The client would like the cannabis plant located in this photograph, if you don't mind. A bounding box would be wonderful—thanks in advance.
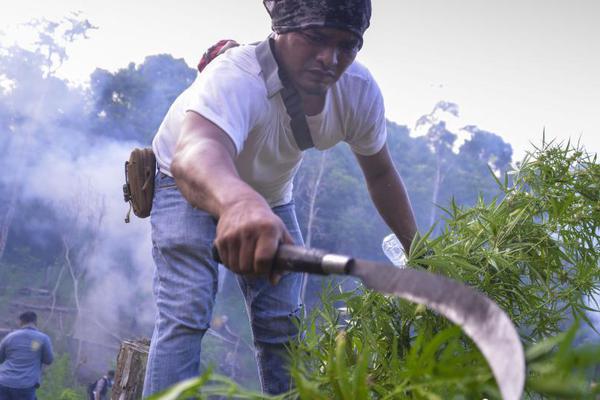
[153,140,600,399]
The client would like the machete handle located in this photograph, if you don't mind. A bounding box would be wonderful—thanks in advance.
[211,244,352,275]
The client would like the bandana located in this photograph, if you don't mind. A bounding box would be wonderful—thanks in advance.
[263,0,371,46]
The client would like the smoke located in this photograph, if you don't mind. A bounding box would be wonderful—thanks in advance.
[0,19,160,376]
[22,135,156,325]
[0,17,250,381]
[5,105,156,330]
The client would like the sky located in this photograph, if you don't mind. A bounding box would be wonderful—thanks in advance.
[1,0,599,161]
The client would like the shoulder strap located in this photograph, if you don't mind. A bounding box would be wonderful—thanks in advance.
[279,78,315,150]
[256,38,314,151]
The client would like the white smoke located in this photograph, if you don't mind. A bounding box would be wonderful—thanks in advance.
[18,129,156,338]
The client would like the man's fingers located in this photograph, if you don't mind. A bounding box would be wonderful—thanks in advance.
[216,211,294,278]
[238,234,256,274]
[215,237,238,272]
[254,234,279,275]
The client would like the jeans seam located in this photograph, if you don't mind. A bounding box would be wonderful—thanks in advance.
[150,244,168,394]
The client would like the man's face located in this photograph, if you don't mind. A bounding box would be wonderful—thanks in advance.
[276,27,361,96]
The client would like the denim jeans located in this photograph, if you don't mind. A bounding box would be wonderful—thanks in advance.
[0,384,36,400]
[143,173,304,397]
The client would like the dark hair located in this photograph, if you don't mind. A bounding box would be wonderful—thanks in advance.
[108,370,115,378]
[19,311,37,324]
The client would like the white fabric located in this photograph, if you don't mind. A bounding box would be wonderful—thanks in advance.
[152,44,387,207]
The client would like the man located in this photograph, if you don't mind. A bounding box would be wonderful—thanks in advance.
[89,370,114,400]
[143,0,417,396]
[0,312,54,400]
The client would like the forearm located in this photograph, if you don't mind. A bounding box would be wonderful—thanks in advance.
[42,340,53,365]
[367,169,417,253]
[171,111,292,278]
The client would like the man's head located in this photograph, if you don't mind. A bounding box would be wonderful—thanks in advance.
[264,0,371,47]
[265,0,371,96]
[18,311,37,326]
[107,370,115,379]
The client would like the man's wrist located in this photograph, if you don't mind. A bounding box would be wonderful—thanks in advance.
[218,190,269,217]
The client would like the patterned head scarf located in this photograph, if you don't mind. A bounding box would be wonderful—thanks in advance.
[263,0,371,47]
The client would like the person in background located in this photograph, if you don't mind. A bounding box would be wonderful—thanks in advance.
[0,311,54,400]
[89,370,114,400]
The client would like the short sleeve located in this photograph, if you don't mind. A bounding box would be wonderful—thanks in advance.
[183,58,266,154]
[344,69,387,156]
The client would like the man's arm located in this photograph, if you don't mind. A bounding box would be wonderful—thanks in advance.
[354,143,417,254]
[41,336,54,365]
[171,111,293,280]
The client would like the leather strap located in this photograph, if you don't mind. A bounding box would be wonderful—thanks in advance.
[256,38,314,150]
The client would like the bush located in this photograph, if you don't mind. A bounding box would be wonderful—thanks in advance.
[37,353,87,400]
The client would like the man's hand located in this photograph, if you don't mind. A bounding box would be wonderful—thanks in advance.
[214,197,294,283]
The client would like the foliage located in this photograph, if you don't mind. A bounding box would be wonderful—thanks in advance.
[37,353,87,400]
[89,54,196,144]
[2,16,597,399]
[153,140,600,399]
[414,139,600,340]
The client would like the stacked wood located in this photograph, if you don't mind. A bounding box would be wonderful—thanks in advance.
[112,338,150,400]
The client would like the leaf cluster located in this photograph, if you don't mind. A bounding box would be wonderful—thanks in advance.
[412,139,600,340]
[154,140,600,399]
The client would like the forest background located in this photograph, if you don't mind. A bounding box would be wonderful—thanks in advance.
[0,18,597,398]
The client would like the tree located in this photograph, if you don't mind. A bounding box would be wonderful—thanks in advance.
[89,54,196,144]
[0,17,93,261]
[459,125,512,174]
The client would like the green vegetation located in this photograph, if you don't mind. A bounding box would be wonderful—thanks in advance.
[151,141,600,399]
[2,17,598,398]
[37,353,87,400]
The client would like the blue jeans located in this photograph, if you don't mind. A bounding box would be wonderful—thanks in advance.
[0,385,36,400]
[143,173,304,397]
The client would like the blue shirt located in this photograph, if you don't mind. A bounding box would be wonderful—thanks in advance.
[0,326,54,389]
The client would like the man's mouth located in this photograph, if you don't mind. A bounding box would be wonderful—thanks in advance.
[306,69,335,83]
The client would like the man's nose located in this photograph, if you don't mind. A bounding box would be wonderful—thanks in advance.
[315,45,338,68]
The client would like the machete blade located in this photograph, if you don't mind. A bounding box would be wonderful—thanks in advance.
[349,259,525,400]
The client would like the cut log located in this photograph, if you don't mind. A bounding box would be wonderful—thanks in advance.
[112,338,150,400]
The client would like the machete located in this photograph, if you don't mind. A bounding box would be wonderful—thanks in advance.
[213,244,525,400]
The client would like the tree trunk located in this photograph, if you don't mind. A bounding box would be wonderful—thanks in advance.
[305,150,328,247]
[429,152,442,228]
[301,151,328,314]
[0,185,18,261]
[112,338,150,400]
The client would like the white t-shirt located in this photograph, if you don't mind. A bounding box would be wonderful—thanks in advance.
[152,42,387,207]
